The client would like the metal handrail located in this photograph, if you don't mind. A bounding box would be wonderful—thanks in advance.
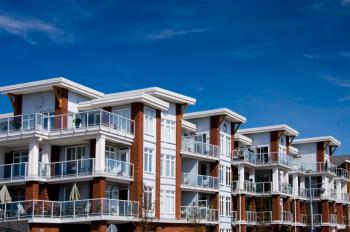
[181,137,220,158]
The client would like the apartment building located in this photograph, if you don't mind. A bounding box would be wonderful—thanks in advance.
[0,77,347,232]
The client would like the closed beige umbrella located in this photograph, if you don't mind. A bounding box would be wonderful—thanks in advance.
[69,183,80,201]
[0,185,12,203]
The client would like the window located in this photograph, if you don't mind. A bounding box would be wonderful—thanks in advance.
[161,154,175,178]
[226,197,231,216]
[220,196,224,216]
[161,119,176,143]
[144,148,154,173]
[220,133,231,156]
[66,145,85,160]
[160,190,175,214]
[225,166,231,186]
[13,151,28,163]
[144,108,155,136]
[143,185,153,211]
[220,165,224,184]
[63,186,80,201]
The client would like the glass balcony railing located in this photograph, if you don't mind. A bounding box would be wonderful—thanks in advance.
[337,168,349,179]
[0,110,135,137]
[180,206,218,222]
[232,149,292,167]
[255,182,272,194]
[279,183,292,195]
[256,211,272,224]
[181,173,219,190]
[295,162,337,175]
[231,181,272,195]
[232,149,256,164]
[49,159,94,179]
[105,159,134,179]
[341,193,349,203]
[0,162,28,182]
[0,199,138,222]
[281,211,293,223]
[181,138,220,159]
[329,214,337,225]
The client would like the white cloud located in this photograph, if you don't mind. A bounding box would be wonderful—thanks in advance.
[0,14,63,44]
[339,51,350,58]
[144,28,206,40]
[341,0,350,6]
[323,75,350,88]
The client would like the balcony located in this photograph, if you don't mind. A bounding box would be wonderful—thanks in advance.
[0,162,48,184]
[0,110,135,143]
[181,173,219,192]
[336,168,349,180]
[279,183,292,195]
[104,159,134,181]
[231,181,272,195]
[244,211,272,225]
[181,138,220,161]
[340,193,349,203]
[281,211,293,224]
[329,214,337,226]
[0,198,139,223]
[295,162,337,176]
[298,188,308,199]
[180,206,218,223]
[232,149,292,168]
[246,211,256,224]
[48,159,94,181]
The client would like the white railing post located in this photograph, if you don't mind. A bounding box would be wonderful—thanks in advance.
[73,201,76,218]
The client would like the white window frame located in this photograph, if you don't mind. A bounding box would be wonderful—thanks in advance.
[161,119,176,143]
[144,148,154,173]
[220,196,225,216]
[160,154,175,178]
[144,108,155,136]
[65,145,86,161]
[160,190,175,214]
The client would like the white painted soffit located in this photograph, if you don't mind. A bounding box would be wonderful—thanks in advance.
[238,124,299,137]
[104,87,196,105]
[293,136,341,147]
[181,120,196,132]
[0,77,104,99]
[234,133,253,146]
[78,92,169,111]
[184,108,247,124]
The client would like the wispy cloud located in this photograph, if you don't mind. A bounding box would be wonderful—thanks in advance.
[323,75,350,88]
[302,52,350,60]
[341,0,350,6]
[144,28,207,40]
[339,52,350,58]
[339,95,350,102]
[0,14,64,44]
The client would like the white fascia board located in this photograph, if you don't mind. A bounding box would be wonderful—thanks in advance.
[0,112,14,119]
[234,133,253,146]
[238,124,299,137]
[293,136,341,147]
[181,119,197,132]
[105,87,196,105]
[288,146,299,155]
[0,77,104,99]
[78,92,169,111]
[184,108,247,123]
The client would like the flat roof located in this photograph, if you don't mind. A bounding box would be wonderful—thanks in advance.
[105,87,196,105]
[184,108,247,123]
[0,77,104,99]
[78,92,169,111]
[238,124,299,137]
[181,120,197,132]
[293,136,341,147]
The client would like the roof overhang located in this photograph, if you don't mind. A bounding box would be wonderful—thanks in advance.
[184,108,247,124]
[78,92,169,111]
[288,146,299,155]
[293,136,341,147]
[238,124,299,137]
[0,77,104,99]
[181,120,197,132]
[0,112,13,119]
[234,133,253,146]
[104,87,196,105]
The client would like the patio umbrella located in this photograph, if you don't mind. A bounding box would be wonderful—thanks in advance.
[0,185,12,203]
[69,183,80,201]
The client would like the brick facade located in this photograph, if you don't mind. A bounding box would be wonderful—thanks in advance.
[155,109,161,219]
[175,103,183,219]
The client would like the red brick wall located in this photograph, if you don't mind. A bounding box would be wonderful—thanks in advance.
[25,182,39,200]
[230,123,236,158]
[238,194,246,221]
[155,109,161,219]
[92,177,106,198]
[155,224,206,232]
[30,224,60,232]
[54,87,68,129]
[210,115,220,212]
[175,104,183,219]
[91,221,107,232]
[336,203,344,224]
[295,199,301,223]
[270,131,279,161]
[317,142,325,163]
[322,200,330,223]
[272,195,281,220]
[9,94,22,115]
[130,103,144,215]
[283,198,291,211]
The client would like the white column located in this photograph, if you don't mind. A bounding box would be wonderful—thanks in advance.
[322,176,329,198]
[238,164,244,190]
[95,135,106,174]
[28,139,40,178]
[41,143,51,178]
[336,180,341,200]
[272,167,279,192]
[300,176,305,189]
[0,147,4,178]
[293,174,299,196]
[249,169,255,182]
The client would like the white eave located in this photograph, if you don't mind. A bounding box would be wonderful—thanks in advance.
[184,108,247,123]
[234,134,252,146]
[0,112,13,119]
[293,136,341,147]
[78,92,169,111]
[238,124,299,137]
[181,120,196,132]
[105,87,196,105]
[0,77,104,99]
[288,146,299,155]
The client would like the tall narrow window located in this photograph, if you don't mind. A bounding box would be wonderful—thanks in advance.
[220,165,225,184]
[160,154,175,178]
[144,148,154,173]
[160,190,175,214]
[143,185,153,211]
[226,196,231,216]
[161,119,176,143]
[144,108,155,136]
[220,196,225,216]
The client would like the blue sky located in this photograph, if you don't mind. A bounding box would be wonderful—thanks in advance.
[0,0,349,153]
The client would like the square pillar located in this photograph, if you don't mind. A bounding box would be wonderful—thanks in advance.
[238,164,245,190]
[272,195,281,221]
[292,174,298,196]
[94,135,106,174]
[28,139,39,178]
[272,168,279,192]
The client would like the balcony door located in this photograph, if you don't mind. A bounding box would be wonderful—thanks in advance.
[12,151,28,178]
[106,146,129,175]
[256,146,269,164]
[65,146,86,176]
